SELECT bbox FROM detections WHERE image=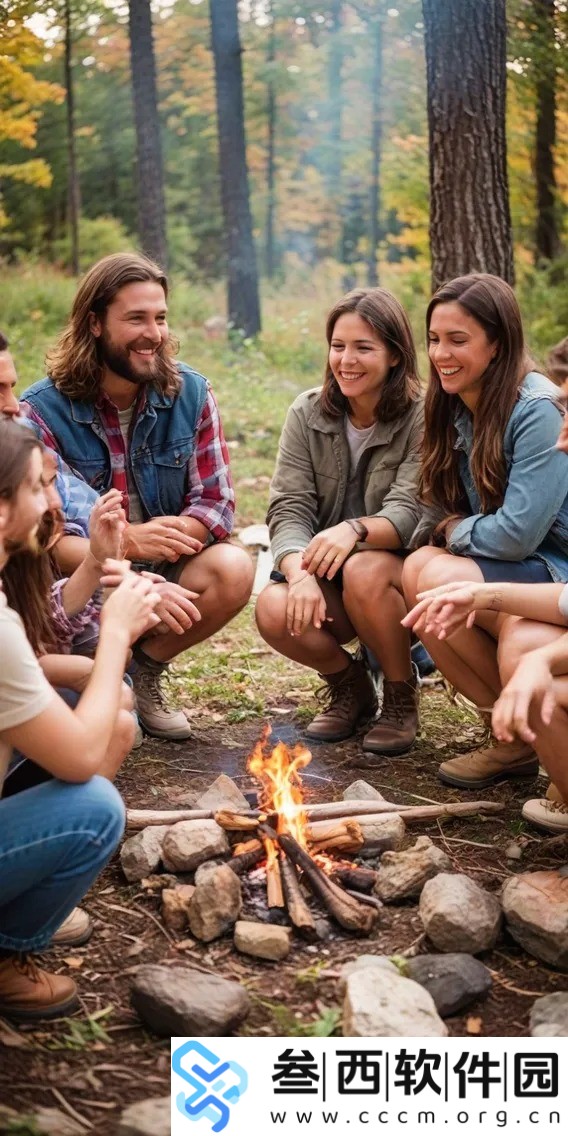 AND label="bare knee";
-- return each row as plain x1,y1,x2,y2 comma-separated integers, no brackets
402,547,444,605
255,583,287,638
498,618,560,685
342,551,393,599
